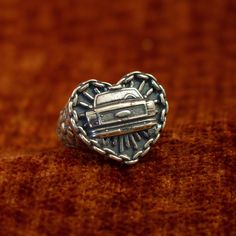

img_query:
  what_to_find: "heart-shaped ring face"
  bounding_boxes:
[60,71,168,164]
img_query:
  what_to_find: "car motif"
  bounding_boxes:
[85,87,157,138]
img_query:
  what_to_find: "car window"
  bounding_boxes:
[96,89,142,105]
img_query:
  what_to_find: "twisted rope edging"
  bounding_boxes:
[57,72,168,164]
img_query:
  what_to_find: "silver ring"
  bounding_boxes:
[57,71,168,164]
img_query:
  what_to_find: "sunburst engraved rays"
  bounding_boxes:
[78,101,92,109]
[138,80,146,92]
[124,135,130,148]
[94,87,101,94]
[126,76,153,97]
[133,132,141,141]
[101,131,150,153]
[145,88,154,97]
[130,80,134,87]
[77,82,109,111]
[78,89,95,108]
[83,91,94,101]
[129,134,138,150]
[137,79,153,98]
[119,136,124,153]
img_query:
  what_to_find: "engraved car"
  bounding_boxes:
[86,87,157,138]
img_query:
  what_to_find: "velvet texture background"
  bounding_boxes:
[0,0,235,235]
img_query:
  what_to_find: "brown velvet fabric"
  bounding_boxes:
[0,0,235,235]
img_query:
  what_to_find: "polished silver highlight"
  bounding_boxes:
[86,87,157,138]
[57,71,168,164]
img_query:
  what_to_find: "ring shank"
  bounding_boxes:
[57,105,78,148]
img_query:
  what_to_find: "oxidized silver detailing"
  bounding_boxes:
[57,71,168,164]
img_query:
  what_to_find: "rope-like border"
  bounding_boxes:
[57,72,168,164]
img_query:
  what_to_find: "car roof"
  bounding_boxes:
[95,87,143,105]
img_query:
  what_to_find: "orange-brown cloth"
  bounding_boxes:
[0,0,235,235]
